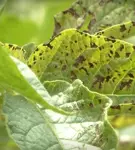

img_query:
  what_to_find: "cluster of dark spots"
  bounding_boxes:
[126,52,130,57]
[73,55,86,67]
[128,73,134,78]
[70,71,77,80]
[119,79,133,90]
[89,62,94,68]
[61,65,67,71]
[120,24,126,32]
[92,75,105,89]
[114,52,120,58]
[89,102,94,108]
[110,105,120,110]
[79,67,89,75]
[90,42,98,48]
[106,75,112,82]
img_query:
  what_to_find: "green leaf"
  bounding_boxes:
[54,0,135,35]
[3,93,64,150]
[0,45,70,115]
[3,79,117,150]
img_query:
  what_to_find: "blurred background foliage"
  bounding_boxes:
[0,0,74,45]
[0,0,135,150]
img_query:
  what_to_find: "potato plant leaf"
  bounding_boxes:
[54,0,135,35]
[0,45,70,115]
[3,79,117,150]
[27,28,135,116]
[95,21,135,44]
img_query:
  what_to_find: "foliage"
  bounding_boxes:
[0,0,135,150]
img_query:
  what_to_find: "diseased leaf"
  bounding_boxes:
[28,28,135,116]
[3,79,117,150]
[95,21,135,44]
[53,0,135,35]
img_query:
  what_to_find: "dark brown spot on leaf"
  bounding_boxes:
[79,67,89,75]
[106,75,111,82]
[74,55,86,67]
[89,62,94,68]
[71,71,77,80]
[110,50,113,54]
[119,44,124,51]
[90,42,98,48]
[128,107,132,111]
[45,43,53,49]
[120,24,126,32]
[126,52,130,57]
[132,21,135,26]
[92,75,105,89]
[128,73,134,78]
[119,79,133,90]
[110,105,120,110]
[63,8,79,18]
[89,102,94,108]
[62,65,67,71]
[114,52,120,58]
